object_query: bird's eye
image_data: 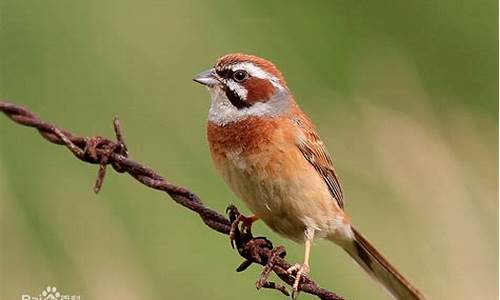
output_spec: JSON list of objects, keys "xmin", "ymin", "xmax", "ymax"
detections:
[{"xmin": 233, "ymin": 70, "xmax": 248, "ymax": 82}]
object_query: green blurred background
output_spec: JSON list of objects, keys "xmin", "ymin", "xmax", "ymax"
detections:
[{"xmin": 1, "ymin": 1, "xmax": 498, "ymax": 299}]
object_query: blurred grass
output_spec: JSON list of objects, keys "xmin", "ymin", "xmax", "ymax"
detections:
[{"xmin": 0, "ymin": 1, "xmax": 497, "ymax": 299}]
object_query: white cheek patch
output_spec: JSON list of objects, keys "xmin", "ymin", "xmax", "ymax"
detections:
[
  {"xmin": 229, "ymin": 62, "xmax": 285, "ymax": 91},
  {"xmin": 207, "ymin": 85, "xmax": 290, "ymax": 126},
  {"xmin": 225, "ymin": 80, "xmax": 248, "ymax": 100}
]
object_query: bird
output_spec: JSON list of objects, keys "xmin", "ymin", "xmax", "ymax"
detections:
[{"xmin": 193, "ymin": 53, "xmax": 426, "ymax": 300}]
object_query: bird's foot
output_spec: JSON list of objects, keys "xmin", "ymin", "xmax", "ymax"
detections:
[
  {"xmin": 226, "ymin": 205, "xmax": 258, "ymax": 248},
  {"xmin": 287, "ymin": 263, "xmax": 310, "ymax": 296}
]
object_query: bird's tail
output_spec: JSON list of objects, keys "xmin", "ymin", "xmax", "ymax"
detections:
[{"xmin": 331, "ymin": 227, "xmax": 427, "ymax": 300}]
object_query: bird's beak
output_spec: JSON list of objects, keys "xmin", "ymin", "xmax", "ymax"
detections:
[{"xmin": 193, "ymin": 68, "xmax": 218, "ymax": 87}]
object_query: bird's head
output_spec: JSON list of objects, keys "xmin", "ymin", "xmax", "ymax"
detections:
[{"xmin": 194, "ymin": 53, "xmax": 293, "ymax": 125}]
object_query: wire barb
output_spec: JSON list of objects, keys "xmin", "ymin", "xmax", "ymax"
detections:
[{"xmin": 0, "ymin": 100, "xmax": 345, "ymax": 300}]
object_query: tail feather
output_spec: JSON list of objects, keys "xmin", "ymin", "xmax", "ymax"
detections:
[{"xmin": 340, "ymin": 227, "xmax": 426, "ymax": 300}]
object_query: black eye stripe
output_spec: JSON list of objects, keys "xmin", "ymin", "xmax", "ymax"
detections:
[
  {"xmin": 216, "ymin": 68, "xmax": 233, "ymax": 79},
  {"xmin": 216, "ymin": 67, "xmax": 250, "ymax": 81}
]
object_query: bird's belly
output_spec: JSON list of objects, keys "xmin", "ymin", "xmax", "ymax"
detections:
[{"xmin": 217, "ymin": 148, "xmax": 340, "ymax": 243}]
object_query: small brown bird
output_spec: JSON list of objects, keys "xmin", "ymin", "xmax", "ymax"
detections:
[{"xmin": 194, "ymin": 53, "xmax": 426, "ymax": 300}]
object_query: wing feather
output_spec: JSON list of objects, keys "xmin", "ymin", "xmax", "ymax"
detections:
[{"xmin": 295, "ymin": 120, "xmax": 344, "ymax": 209}]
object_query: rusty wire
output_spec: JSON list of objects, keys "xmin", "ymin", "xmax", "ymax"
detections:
[{"xmin": 0, "ymin": 100, "xmax": 345, "ymax": 300}]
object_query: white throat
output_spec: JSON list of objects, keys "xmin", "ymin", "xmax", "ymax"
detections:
[{"xmin": 207, "ymin": 86, "xmax": 290, "ymax": 126}]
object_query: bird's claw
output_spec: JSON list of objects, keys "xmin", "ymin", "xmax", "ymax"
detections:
[
  {"xmin": 227, "ymin": 205, "xmax": 242, "ymax": 248},
  {"xmin": 287, "ymin": 263, "xmax": 310, "ymax": 296},
  {"xmin": 226, "ymin": 204, "xmax": 240, "ymax": 222},
  {"xmin": 227, "ymin": 205, "xmax": 257, "ymax": 249}
]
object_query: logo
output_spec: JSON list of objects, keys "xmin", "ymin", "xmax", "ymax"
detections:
[{"xmin": 22, "ymin": 286, "xmax": 80, "ymax": 300}]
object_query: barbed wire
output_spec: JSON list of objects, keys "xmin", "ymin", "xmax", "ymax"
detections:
[{"xmin": 0, "ymin": 100, "xmax": 345, "ymax": 300}]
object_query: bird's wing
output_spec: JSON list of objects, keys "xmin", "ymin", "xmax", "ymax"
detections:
[{"xmin": 295, "ymin": 120, "xmax": 344, "ymax": 209}]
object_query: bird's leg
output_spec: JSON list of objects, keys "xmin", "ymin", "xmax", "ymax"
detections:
[{"xmin": 287, "ymin": 229, "xmax": 314, "ymax": 295}]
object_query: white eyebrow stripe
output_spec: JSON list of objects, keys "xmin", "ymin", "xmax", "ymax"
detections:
[{"xmin": 228, "ymin": 62, "xmax": 284, "ymax": 90}]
